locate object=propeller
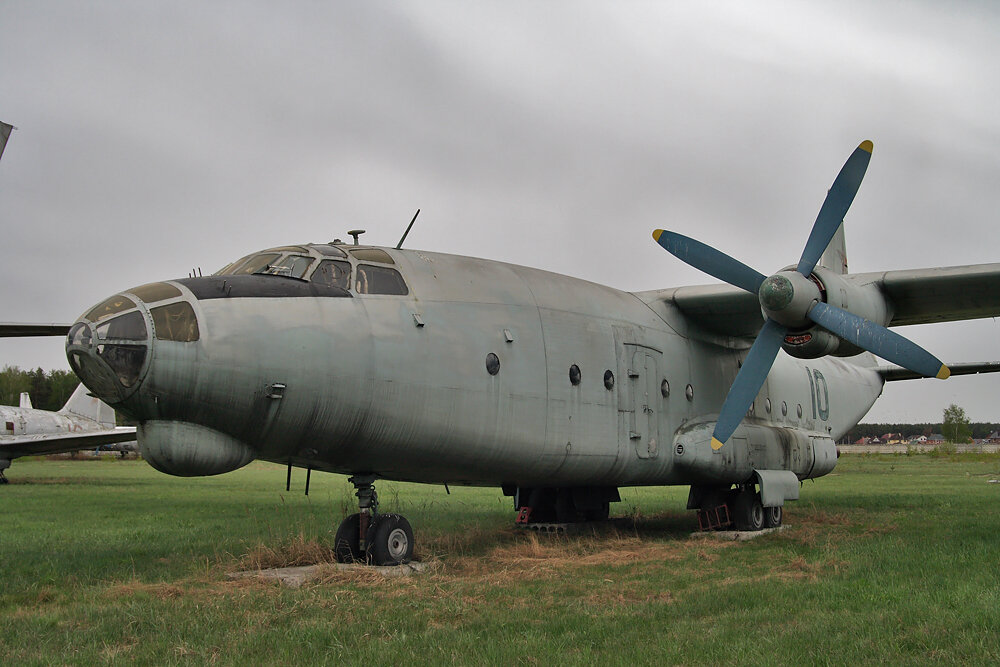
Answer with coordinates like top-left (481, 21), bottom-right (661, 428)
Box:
top-left (653, 140), bottom-right (949, 451)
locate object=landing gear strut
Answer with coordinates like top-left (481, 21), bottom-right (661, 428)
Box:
top-left (690, 484), bottom-right (782, 531)
top-left (334, 475), bottom-right (414, 566)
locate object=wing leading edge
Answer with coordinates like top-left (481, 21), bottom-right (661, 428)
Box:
top-left (1, 428), bottom-right (137, 460)
top-left (656, 262), bottom-right (1000, 339)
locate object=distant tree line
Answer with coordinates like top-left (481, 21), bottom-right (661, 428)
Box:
top-left (0, 365), bottom-right (80, 411)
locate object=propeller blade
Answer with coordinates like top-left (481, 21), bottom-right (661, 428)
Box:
top-left (711, 319), bottom-right (788, 449)
top-left (796, 140), bottom-right (873, 276)
top-left (808, 301), bottom-right (950, 379)
top-left (652, 229), bottom-right (766, 294)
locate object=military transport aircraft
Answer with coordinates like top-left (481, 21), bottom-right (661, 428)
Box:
top-left (3, 140), bottom-right (999, 565)
top-left (0, 383), bottom-right (137, 482)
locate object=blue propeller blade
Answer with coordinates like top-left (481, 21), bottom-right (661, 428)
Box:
top-left (796, 140), bottom-right (873, 276)
top-left (711, 319), bottom-right (788, 449)
top-left (652, 230), bottom-right (766, 294)
top-left (808, 301), bottom-right (950, 379)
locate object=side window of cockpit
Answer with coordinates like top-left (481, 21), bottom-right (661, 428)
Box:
top-left (233, 253), bottom-right (281, 275)
top-left (311, 260), bottom-right (351, 290)
top-left (356, 264), bottom-right (409, 295)
top-left (264, 255), bottom-right (314, 278)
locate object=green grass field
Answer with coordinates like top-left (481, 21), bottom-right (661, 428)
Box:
top-left (3, 454), bottom-right (1000, 665)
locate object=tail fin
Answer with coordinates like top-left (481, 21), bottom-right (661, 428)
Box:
top-left (19, 392), bottom-right (32, 409)
top-left (58, 384), bottom-right (116, 427)
top-left (820, 222), bottom-right (848, 274)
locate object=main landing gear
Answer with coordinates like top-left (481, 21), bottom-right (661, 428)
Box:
top-left (334, 475), bottom-right (414, 566)
top-left (689, 484), bottom-right (782, 532)
top-left (508, 486), bottom-right (620, 525)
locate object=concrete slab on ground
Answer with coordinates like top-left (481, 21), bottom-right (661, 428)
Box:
top-left (228, 561), bottom-right (428, 588)
top-left (691, 525), bottom-right (788, 541)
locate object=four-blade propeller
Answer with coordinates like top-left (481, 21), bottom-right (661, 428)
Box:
top-left (653, 140), bottom-right (949, 451)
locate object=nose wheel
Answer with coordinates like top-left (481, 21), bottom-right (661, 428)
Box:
top-left (334, 475), bottom-right (414, 566)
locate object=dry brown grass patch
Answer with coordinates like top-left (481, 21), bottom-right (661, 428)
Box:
top-left (238, 532), bottom-right (334, 570)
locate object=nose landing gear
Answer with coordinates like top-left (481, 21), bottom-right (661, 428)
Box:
top-left (334, 475), bottom-right (414, 566)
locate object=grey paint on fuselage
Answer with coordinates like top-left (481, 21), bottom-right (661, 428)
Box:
top-left (111, 245), bottom-right (884, 487)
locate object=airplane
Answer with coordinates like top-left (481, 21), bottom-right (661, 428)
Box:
top-left (0, 383), bottom-right (138, 483)
top-left (3, 140), bottom-right (999, 566)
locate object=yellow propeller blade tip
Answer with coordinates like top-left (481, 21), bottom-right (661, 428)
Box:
top-left (652, 229), bottom-right (663, 241)
top-left (936, 365), bottom-right (951, 380)
top-left (710, 437), bottom-right (725, 451)
top-left (859, 140), bottom-right (873, 153)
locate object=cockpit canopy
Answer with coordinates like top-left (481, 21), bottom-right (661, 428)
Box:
top-left (214, 243), bottom-right (408, 296)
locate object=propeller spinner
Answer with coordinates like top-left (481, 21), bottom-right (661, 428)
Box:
top-left (653, 140), bottom-right (949, 451)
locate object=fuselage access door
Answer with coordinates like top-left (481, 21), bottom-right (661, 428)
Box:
top-left (614, 326), bottom-right (662, 460)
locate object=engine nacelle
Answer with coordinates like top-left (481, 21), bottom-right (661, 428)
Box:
top-left (781, 266), bottom-right (891, 360)
top-left (139, 420), bottom-right (255, 477)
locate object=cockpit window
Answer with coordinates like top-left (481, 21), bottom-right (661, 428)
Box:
top-left (232, 253), bottom-right (281, 275)
top-left (128, 282), bottom-right (182, 303)
top-left (350, 248), bottom-right (395, 264)
top-left (151, 302), bottom-right (200, 342)
top-left (96, 311), bottom-right (148, 341)
top-left (260, 255), bottom-right (314, 279)
top-left (311, 244), bottom-right (348, 258)
top-left (311, 259), bottom-right (351, 290)
top-left (85, 295), bottom-right (137, 323)
top-left (356, 264), bottom-right (409, 295)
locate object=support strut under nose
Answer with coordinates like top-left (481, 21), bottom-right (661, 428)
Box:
top-left (334, 474), bottom-right (414, 566)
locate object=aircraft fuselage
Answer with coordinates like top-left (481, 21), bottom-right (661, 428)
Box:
top-left (65, 243), bottom-right (883, 489)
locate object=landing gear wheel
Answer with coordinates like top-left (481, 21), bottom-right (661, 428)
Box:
top-left (731, 489), bottom-right (764, 531)
top-left (334, 513), bottom-right (362, 563)
top-left (368, 514), bottom-right (414, 566)
top-left (762, 505), bottom-right (782, 528)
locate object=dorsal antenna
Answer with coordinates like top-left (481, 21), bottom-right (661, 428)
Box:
top-left (395, 209), bottom-right (421, 249)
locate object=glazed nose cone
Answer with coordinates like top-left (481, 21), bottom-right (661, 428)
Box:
top-left (66, 293), bottom-right (151, 404)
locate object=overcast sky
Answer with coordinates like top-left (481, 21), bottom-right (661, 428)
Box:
top-left (1, 1), bottom-right (998, 423)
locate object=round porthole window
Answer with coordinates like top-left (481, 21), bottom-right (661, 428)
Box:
top-left (781, 401), bottom-right (788, 417)
top-left (604, 370), bottom-right (615, 390)
top-left (765, 398), bottom-right (772, 414)
top-left (661, 379), bottom-right (670, 397)
top-left (486, 353), bottom-right (500, 376)
top-left (685, 384), bottom-right (694, 401)
top-left (797, 403), bottom-right (803, 418)
top-left (569, 364), bottom-right (581, 385)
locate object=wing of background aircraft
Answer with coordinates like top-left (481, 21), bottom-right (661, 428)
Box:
top-left (1, 428), bottom-right (137, 460)
top-left (654, 262), bottom-right (1000, 340)
top-left (1, 383), bottom-right (136, 482)
top-left (0, 120), bottom-right (13, 163)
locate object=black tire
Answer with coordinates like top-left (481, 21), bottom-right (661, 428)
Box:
top-left (368, 514), bottom-right (414, 566)
top-left (731, 490), bottom-right (764, 531)
top-left (762, 505), bottom-right (782, 528)
top-left (334, 513), bottom-right (362, 563)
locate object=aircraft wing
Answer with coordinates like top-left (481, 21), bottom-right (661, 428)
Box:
top-left (662, 262), bottom-right (1000, 338)
top-left (0, 427), bottom-right (137, 460)
top-left (0, 323), bottom-right (72, 337)
top-left (849, 263), bottom-right (1000, 326)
